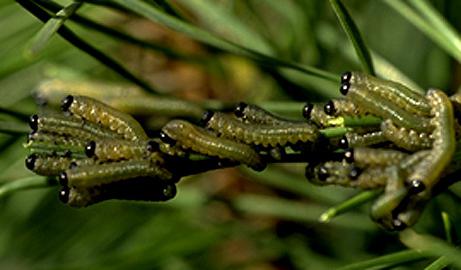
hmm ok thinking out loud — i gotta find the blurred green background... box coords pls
[1,0,461,269]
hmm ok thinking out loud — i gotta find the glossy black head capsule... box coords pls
[59,172,68,186]
[159,131,176,146]
[146,140,159,152]
[340,71,352,84]
[302,103,314,120]
[58,186,70,203]
[61,95,74,112]
[234,102,248,118]
[323,100,336,116]
[25,154,37,170]
[200,110,214,126]
[391,218,407,231]
[344,148,354,163]
[340,82,350,96]
[407,179,425,195]
[348,166,361,180]
[338,135,349,149]
[29,114,39,132]
[162,184,177,200]
[85,141,96,157]
[317,165,329,181]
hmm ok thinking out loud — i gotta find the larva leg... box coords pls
[61,95,148,141]
[341,83,432,132]
[161,119,265,171]
[381,120,432,151]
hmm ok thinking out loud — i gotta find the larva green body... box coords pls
[161,120,265,171]
[206,112,319,147]
[343,84,432,132]
[31,114,122,141]
[107,96,205,119]
[234,102,291,126]
[86,139,155,162]
[347,147,408,167]
[62,177,177,208]
[25,139,86,157]
[25,154,94,176]
[342,130,386,148]
[27,132,87,149]
[381,120,432,151]
[323,99,364,117]
[346,72,431,116]
[62,95,148,141]
[406,89,455,199]
[62,159,173,188]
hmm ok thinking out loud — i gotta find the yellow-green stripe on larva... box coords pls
[206,112,319,147]
[345,84,432,132]
[88,139,153,162]
[161,120,265,171]
[349,72,431,116]
[33,114,123,140]
[407,89,455,199]
[350,147,408,167]
[381,120,432,151]
[63,159,173,188]
[62,95,148,141]
[234,103,291,126]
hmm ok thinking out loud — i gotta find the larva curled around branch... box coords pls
[340,83,432,132]
[61,95,148,141]
[160,119,265,171]
[59,177,177,208]
[204,111,319,147]
[59,159,174,188]
[381,120,433,151]
[341,71,431,116]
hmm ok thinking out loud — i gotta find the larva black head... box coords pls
[340,71,352,84]
[391,218,407,231]
[338,136,349,149]
[69,162,78,169]
[159,131,176,146]
[61,95,74,112]
[348,166,361,180]
[59,172,68,186]
[29,114,39,132]
[146,140,159,152]
[252,162,267,172]
[58,186,70,203]
[85,141,96,158]
[302,103,314,120]
[317,165,329,181]
[323,100,336,116]
[162,184,177,200]
[408,179,425,195]
[200,110,214,126]
[340,82,350,96]
[234,102,248,118]
[344,148,354,163]
[25,154,37,170]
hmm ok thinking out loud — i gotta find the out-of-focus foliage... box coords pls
[1,0,461,269]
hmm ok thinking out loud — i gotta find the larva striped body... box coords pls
[234,102,291,126]
[161,119,265,171]
[343,72,431,116]
[25,154,94,176]
[205,112,319,147]
[61,177,177,208]
[381,120,432,151]
[345,147,408,167]
[61,159,174,188]
[25,139,86,157]
[406,89,455,199]
[341,130,386,148]
[61,95,148,141]
[342,83,432,132]
[30,114,122,141]
[85,139,156,163]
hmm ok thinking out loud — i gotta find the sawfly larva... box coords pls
[60,159,174,188]
[381,119,432,151]
[204,111,319,147]
[160,119,265,171]
[61,95,148,141]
